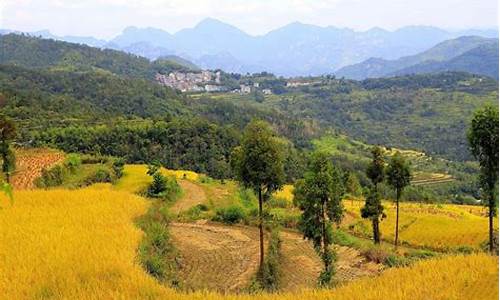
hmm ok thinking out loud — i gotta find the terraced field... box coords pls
[11,148,65,189]
[343,200,496,250]
[170,222,262,292]
[0,161,497,299]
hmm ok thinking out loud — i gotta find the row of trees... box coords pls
[362,147,411,247]
[230,120,413,286]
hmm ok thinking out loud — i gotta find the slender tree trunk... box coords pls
[373,218,380,244]
[258,187,264,270]
[394,189,400,249]
[1,149,9,184]
[321,201,329,270]
[489,187,495,254]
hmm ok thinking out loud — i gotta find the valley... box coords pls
[0,14,498,299]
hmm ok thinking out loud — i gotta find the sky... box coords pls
[0,0,498,39]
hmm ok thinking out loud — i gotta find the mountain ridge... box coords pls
[1,19,498,76]
[336,36,498,79]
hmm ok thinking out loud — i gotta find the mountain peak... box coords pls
[195,18,237,30]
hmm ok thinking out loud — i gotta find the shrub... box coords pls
[182,204,209,221]
[112,158,125,178]
[35,165,66,188]
[267,197,290,208]
[361,247,389,264]
[268,209,300,228]
[214,205,246,224]
[259,228,282,291]
[455,245,475,254]
[79,154,110,164]
[147,172,180,200]
[139,221,174,281]
[384,254,411,267]
[64,154,81,173]
[81,167,114,186]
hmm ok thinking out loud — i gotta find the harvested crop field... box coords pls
[170,222,383,293]
[10,148,65,189]
[170,221,262,292]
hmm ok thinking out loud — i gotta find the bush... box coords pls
[214,205,246,224]
[147,172,180,200]
[64,154,81,173]
[259,228,281,291]
[112,158,125,178]
[139,221,175,281]
[361,247,389,264]
[268,209,299,228]
[267,197,290,208]
[384,254,411,267]
[93,167,113,182]
[35,165,66,188]
[182,204,209,221]
[80,154,111,164]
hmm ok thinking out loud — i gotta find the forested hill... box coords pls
[211,72,498,162]
[0,34,194,80]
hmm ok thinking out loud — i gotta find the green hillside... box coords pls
[0,34,197,80]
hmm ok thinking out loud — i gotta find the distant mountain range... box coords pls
[1,19,498,76]
[336,36,499,79]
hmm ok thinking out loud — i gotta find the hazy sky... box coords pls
[1,0,498,39]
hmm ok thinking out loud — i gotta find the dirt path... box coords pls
[170,221,262,292]
[171,180,207,214]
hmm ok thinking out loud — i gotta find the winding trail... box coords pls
[170,180,207,214]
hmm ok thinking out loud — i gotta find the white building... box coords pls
[240,85,252,94]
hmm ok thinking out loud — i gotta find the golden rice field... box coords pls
[272,184,494,250]
[343,200,497,250]
[112,164,198,193]
[0,185,497,299]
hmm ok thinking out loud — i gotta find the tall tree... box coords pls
[386,152,412,248]
[0,117,16,184]
[294,152,345,285]
[231,120,285,270]
[361,146,385,244]
[467,105,499,254]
